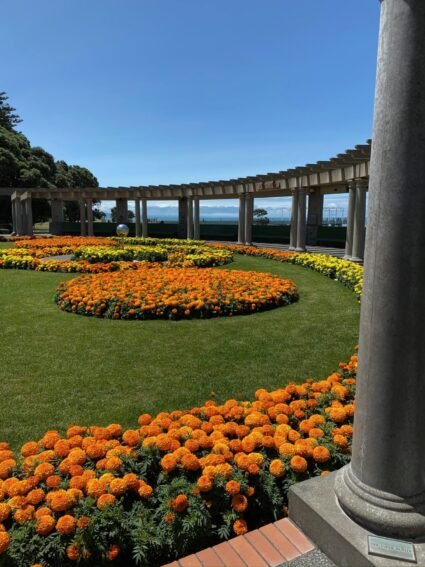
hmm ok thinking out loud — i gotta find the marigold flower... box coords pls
[77,515,90,529]
[233,519,248,536]
[66,544,81,561]
[0,504,11,523]
[231,494,248,512]
[225,480,241,495]
[56,515,76,536]
[46,475,61,488]
[34,507,52,519]
[36,514,56,536]
[312,446,331,463]
[14,505,35,524]
[269,459,285,478]
[97,493,116,509]
[170,494,189,513]
[290,456,308,474]
[34,462,55,480]
[0,531,11,554]
[138,484,153,499]
[50,490,73,512]
[109,478,127,497]
[26,488,45,506]
[107,544,120,560]
[197,475,213,492]
[333,434,349,449]
[165,512,175,523]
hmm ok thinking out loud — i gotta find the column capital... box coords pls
[355,178,368,190]
[347,180,357,191]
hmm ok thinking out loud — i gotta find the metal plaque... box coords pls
[368,535,417,563]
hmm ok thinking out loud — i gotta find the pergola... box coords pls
[5,140,371,260]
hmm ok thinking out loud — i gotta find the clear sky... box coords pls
[2,0,380,211]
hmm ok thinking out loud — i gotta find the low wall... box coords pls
[51,222,347,248]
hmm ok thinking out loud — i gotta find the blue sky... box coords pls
[2,0,380,212]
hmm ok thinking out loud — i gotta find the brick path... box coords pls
[162,518,332,567]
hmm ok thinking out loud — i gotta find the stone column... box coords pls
[79,201,87,236]
[142,198,148,238]
[135,199,141,237]
[295,188,307,252]
[51,200,64,236]
[186,197,194,240]
[86,199,94,236]
[15,198,24,235]
[24,198,33,236]
[244,194,254,245]
[238,194,246,244]
[344,182,357,259]
[193,196,200,240]
[115,198,128,224]
[178,198,187,239]
[11,199,17,234]
[289,190,299,250]
[306,189,323,246]
[351,180,367,262]
[334,0,425,539]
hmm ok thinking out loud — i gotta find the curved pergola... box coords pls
[5,139,371,261]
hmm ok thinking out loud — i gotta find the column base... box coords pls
[335,465,425,540]
[289,472,425,567]
[343,254,353,261]
[350,256,364,263]
[295,247,307,252]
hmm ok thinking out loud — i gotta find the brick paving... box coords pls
[162,518,328,567]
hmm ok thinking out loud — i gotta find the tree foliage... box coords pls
[0,92,99,224]
[253,208,270,225]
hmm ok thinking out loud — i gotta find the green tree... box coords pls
[110,207,135,223]
[0,92,22,131]
[253,208,270,225]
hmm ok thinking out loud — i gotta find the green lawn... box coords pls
[0,253,360,449]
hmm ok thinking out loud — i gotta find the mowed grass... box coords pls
[0,252,360,449]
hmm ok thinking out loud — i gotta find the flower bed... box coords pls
[55,266,298,320]
[212,244,363,298]
[0,355,356,566]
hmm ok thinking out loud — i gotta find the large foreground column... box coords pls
[193,197,200,240]
[289,190,299,250]
[244,193,253,245]
[350,179,367,262]
[334,0,425,538]
[238,194,246,244]
[15,198,24,235]
[295,187,307,252]
[51,200,64,236]
[344,182,357,259]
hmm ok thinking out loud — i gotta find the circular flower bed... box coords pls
[0,355,357,566]
[55,266,298,320]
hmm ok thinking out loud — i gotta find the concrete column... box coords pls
[142,198,148,238]
[295,188,307,252]
[289,190,299,250]
[186,197,194,240]
[344,182,357,259]
[11,199,17,234]
[115,198,128,224]
[306,189,323,246]
[335,0,425,539]
[86,199,94,236]
[244,193,253,245]
[24,198,33,236]
[79,201,87,236]
[238,194,246,244]
[193,197,200,240]
[135,200,141,237]
[15,198,24,235]
[50,199,64,236]
[351,180,367,262]
[178,198,187,239]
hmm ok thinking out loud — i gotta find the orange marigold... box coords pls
[197,475,213,492]
[0,504,10,523]
[97,493,116,509]
[0,531,10,554]
[312,446,331,463]
[66,544,81,561]
[290,455,308,474]
[56,514,76,536]
[233,519,248,536]
[107,544,120,560]
[225,480,241,495]
[269,459,285,478]
[170,494,189,513]
[231,494,248,513]
[138,484,153,499]
[36,515,56,536]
